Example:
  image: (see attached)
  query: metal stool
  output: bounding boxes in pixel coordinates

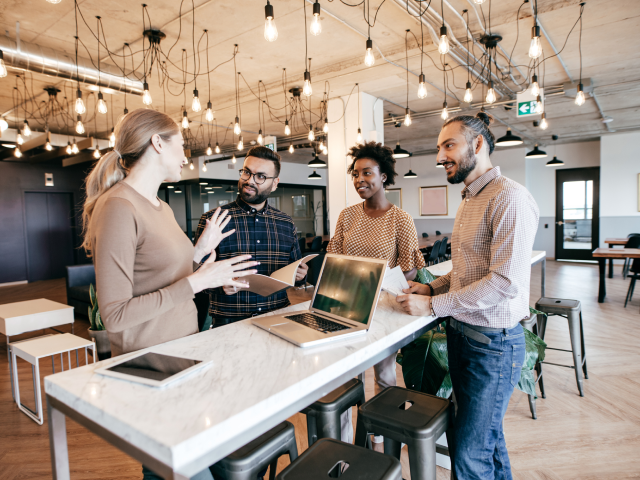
[210,421,298,480]
[354,387,451,480]
[276,438,401,480]
[535,297,588,397]
[519,314,545,420]
[301,378,365,446]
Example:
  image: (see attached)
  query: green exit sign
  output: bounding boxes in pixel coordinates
[517,100,541,117]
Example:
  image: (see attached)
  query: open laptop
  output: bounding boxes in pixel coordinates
[252,254,387,347]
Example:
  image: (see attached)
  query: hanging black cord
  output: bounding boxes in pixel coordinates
[578,3,583,83]
[303,0,308,71]
[206,30,211,103]
[405,30,409,108]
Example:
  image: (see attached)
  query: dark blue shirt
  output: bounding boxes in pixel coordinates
[195,196,303,319]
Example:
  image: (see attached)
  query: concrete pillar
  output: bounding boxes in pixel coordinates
[327,92,383,235]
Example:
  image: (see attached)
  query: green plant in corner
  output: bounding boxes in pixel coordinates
[88,284,105,331]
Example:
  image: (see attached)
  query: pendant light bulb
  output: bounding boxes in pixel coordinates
[182,111,189,129]
[45,140,53,151]
[22,120,32,137]
[310,1,322,36]
[72,141,79,154]
[540,113,548,130]
[486,83,497,104]
[531,74,540,97]
[232,154,236,164]
[66,142,72,155]
[189,161,194,170]
[289,144,294,154]
[364,38,375,67]
[202,163,207,172]
[464,82,473,103]
[109,128,116,148]
[142,82,152,105]
[438,26,450,55]
[205,101,214,121]
[441,102,449,121]
[14,147,22,158]
[206,144,213,156]
[257,130,264,145]
[535,95,544,114]
[264,1,278,42]
[0,50,7,78]
[191,90,201,112]
[76,116,85,134]
[17,133,24,145]
[238,136,244,150]
[93,148,101,159]
[575,83,585,106]
[215,142,220,154]
[233,116,241,135]
[323,118,329,133]
[284,120,291,135]
[404,107,412,127]
[529,26,542,59]
[303,71,312,97]
[75,90,86,114]
[97,92,108,114]
[417,73,428,99]
[356,128,363,143]
[308,126,315,141]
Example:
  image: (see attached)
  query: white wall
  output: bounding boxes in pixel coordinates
[600,131,640,218]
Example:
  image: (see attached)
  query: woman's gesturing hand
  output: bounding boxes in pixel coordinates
[188,254,259,294]
[193,208,235,263]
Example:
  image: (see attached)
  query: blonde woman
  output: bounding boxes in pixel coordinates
[83,109,257,480]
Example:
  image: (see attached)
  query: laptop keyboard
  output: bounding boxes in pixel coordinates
[285,313,351,334]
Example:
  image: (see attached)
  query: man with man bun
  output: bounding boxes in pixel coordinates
[397,112,539,480]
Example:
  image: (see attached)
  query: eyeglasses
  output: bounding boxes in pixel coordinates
[239,168,277,185]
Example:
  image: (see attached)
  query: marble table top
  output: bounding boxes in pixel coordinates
[45,292,438,476]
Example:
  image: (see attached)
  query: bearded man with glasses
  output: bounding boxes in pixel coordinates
[195,146,307,328]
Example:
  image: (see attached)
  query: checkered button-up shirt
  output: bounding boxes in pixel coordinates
[195,196,302,320]
[430,167,539,328]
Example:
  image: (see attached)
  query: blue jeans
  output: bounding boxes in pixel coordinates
[446,322,525,480]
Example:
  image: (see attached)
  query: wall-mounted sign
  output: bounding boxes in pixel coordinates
[517,87,544,117]
[45,173,54,186]
[264,135,277,152]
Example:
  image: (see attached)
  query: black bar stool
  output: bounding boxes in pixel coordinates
[301,378,365,446]
[276,438,402,480]
[535,297,588,397]
[519,314,545,419]
[354,387,451,480]
[210,421,298,480]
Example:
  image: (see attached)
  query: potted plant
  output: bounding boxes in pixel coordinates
[87,284,111,360]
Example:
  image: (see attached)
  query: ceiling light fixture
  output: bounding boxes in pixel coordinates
[205,101,214,121]
[22,120,31,137]
[356,128,363,143]
[284,120,291,135]
[76,116,85,134]
[309,153,326,168]
[540,113,548,130]
[546,156,564,167]
[97,92,107,114]
[438,1,450,55]
[264,1,278,42]
[464,81,473,103]
[308,125,315,141]
[575,83,585,106]
[93,148,101,159]
[75,90,86,114]
[525,144,547,158]
[289,143,294,154]
[310,1,322,36]
[441,102,449,120]
[234,116,241,135]
[308,170,322,180]
[66,142,72,155]
[531,74,540,96]
[529,1,542,59]
[202,162,207,172]
[16,133,24,145]
[182,110,189,129]
[486,82,496,104]
[258,130,263,145]
[364,38,375,67]
[0,118,8,131]
[189,160,194,170]
[231,154,236,164]
[462,11,473,103]
[206,143,213,155]
[417,73,428,99]
[404,169,417,179]
[323,118,329,133]
[192,89,201,112]
[303,70,313,97]
[404,108,412,127]
[142,82,152,105]
[45,133,53,151]
[238,136,244,150]
[496,128,523,146]
[392,143,411,159]
[535,94,544,113]
[72,140,79,154]
[14,147,22,158]
[215,142,221,154]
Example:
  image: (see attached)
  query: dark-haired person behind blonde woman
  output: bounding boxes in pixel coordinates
[82,109,258,480]
[326,141,426,447]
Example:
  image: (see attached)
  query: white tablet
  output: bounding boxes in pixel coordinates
[95,351,212,388]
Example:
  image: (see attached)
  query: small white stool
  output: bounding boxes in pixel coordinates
[10,333,95,425]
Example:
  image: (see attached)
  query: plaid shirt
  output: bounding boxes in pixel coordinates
[430,167,539,328]
[195,197,302,320]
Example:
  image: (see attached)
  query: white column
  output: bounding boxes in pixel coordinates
[327,92,383,235]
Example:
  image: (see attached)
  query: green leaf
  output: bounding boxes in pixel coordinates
[515,328,546,397]
[90,283,97,309]
[414,267,437,285]
[95,311,105,331]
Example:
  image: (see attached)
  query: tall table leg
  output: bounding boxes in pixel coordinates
[608,244,614,278]
[541,258,546,298]
[598,258,607,303]
[47,396,70,480]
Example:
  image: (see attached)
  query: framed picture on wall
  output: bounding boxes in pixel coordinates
[385,188,402,209]
[420,186,448,216]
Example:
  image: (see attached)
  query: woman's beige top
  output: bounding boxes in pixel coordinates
[90,182,197,356]
[327,203,426,272]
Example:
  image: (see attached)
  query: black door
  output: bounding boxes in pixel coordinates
[24,192,76,281]
[555,167,600,261]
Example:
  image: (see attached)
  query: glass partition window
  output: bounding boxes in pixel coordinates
[562,180,593,250]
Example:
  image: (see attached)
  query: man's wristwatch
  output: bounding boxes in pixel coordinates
[426,283,434,296]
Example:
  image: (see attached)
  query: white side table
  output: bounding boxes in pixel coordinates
[10,333,95,425]
[0,299,75,400]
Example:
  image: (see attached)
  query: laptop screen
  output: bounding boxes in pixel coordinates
[311,256,385,325]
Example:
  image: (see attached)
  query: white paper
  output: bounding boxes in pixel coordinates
[381,266,410,296]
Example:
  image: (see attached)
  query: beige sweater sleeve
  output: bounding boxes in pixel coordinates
[93,197,195,334]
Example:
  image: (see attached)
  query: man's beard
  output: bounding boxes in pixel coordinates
[447,146,477,184]
[238,181,271,204]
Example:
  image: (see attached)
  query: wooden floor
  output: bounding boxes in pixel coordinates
[1,261,639,479]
